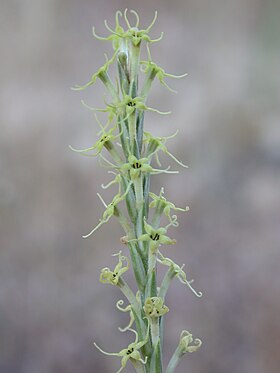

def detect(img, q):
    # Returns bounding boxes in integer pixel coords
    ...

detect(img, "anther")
[132,162,141,169]
[150,233,160,241]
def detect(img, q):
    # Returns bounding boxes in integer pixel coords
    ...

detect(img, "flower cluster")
[72,9,202,372]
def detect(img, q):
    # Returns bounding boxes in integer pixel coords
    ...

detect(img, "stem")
[134,175,144,210]
[150,318,160,346]
[118,278,139,311]
[166,346,183,373]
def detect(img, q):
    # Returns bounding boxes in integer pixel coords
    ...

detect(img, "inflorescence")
[72,9,202,373]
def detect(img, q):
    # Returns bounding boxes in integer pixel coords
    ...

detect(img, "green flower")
[120,155,178,181]
[92,10,126,51]
[149,188,189,223]
[178,330,202,354]
[144,130,189,168]
[94,328,148,373]
[69,117,121,157]
[105,94,170,118]
[92,9,163,50]
[120,155,152,180]
[72,51,117,91]
[166,330,202,372]
[83,181,132,238]
[157,251,202,298]
[81,95,170,128]
[123,10,163,46]
[100,251,129,286]
[143,297,169,318]
[136,219,176,253]
[141,45,187,94]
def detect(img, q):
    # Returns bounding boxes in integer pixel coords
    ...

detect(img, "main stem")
[118,41,161,372]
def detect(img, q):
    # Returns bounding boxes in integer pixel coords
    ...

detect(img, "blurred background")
[1,0,280,372]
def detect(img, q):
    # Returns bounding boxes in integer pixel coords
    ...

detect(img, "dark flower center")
[132,162,141,169]
[150,233,160,241]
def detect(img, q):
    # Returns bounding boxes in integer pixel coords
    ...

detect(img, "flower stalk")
[72,9,202,372]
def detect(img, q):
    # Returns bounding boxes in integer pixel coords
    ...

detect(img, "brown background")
[1,0,280,372]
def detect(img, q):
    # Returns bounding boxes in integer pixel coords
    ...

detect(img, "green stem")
[166,346,183,373]
[118,278,140,312]
[134,175,144,210]
[150,318,160,346]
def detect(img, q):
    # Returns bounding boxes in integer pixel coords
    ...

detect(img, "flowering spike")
[73,10,203,371]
